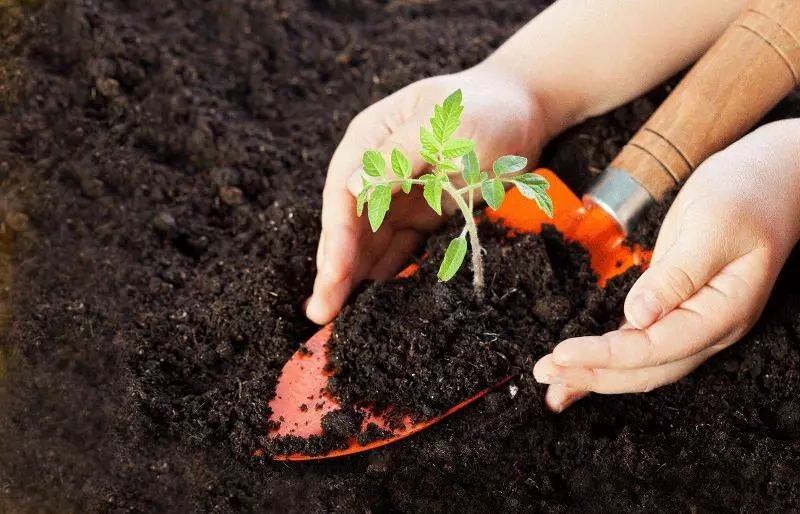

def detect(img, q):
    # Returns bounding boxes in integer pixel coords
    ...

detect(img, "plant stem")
[366,177,427,187]
[443,183,484,297]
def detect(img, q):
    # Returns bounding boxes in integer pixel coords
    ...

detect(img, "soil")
[328,221,639,418]
[2,0,800,512]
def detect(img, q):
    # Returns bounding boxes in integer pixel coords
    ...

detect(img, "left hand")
[533,119,800,412]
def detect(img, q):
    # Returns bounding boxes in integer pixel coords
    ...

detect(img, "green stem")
[443,182,484,297]
[456,183,482,196]
[365,177,426,187]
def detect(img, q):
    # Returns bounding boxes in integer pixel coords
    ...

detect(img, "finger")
[309,103,397,323]
[624,217,732,329]
[551,250,772,369]
[534,345,720,394]
[345,118,430,197]
[544,384,589,413]
[306,222,365,324]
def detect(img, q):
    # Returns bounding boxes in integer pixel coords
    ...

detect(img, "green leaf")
[511,173,550,189]
[438,161,458,173]
[511,175,553,218]
[421,174,443,215]
[481,179,505,210]
[420,127,439,153]
[431,105,445,143]
[431,90,464,144]
[443,89,462,112]
[421,148,438,165]
[356,186,371,217]
[363,150,386,178]
[442,138,475,159]
[437,235,468,281]
[402,180,412,194]
[391,149,411,179]
[462,150,480,185]
[367,185,392,231]
[493,155,528,176]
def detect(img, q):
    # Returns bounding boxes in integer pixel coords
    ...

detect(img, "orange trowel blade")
[266,169,650,460]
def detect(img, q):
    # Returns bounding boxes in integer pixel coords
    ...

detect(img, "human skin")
[306,0,749,325]
[534,119,800,411]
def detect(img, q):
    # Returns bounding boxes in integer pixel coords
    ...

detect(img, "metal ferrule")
[584,168,654,235]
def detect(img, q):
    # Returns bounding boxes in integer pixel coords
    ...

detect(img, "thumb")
[346,119,429,197]
[625,222,731,329]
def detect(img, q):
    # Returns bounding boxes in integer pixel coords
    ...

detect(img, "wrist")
[469,57,581,145]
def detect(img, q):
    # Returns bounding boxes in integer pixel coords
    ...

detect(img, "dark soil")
[2,0,800,512]
[328,221,639,418]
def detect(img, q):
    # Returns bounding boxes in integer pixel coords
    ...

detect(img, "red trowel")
[267,0,800,460]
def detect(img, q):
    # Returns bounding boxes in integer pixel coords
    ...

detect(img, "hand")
[305,63,552,324]
[533,120,800,412]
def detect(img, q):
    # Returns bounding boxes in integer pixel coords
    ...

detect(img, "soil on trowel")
[328,221,639,418]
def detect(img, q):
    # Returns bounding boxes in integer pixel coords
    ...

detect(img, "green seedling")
[356,89,553,296]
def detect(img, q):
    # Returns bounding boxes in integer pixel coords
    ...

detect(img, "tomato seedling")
[356,89,553,296]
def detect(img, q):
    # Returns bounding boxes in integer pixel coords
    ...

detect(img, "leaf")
[511,176,553,218]
[367,185,392,231]
[431,90,464,144]
[442,107,463,142]
[356,186,371,217]
[421,174,443,215]
[511,173,550,189]
[481,178,505,210]
[438,161,458,173]
[402,180,412,194]
[442,138,475,159]
[461,150,480,185]
[362,150,386,178]
[437,235,468,281]
[493,155,528,176]
[431,105,445,143]
[419,127,439,153]
[420,148,438,165]
[391,149,411,179]
[443,89,462,112]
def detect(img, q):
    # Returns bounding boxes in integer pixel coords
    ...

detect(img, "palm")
[307,68,547,324]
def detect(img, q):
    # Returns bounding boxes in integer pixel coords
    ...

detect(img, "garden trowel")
[267,0,800,460]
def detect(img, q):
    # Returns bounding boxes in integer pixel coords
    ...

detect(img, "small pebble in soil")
[152,212,177,233]
[4,211,29,232]
[218,185,244,206]
[80,178,104,198]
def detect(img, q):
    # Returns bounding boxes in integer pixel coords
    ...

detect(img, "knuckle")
[661,265,698,303]
[640,329,665,366]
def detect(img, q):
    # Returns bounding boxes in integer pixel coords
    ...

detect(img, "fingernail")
[535,373,565,386]
[552,350,573,366]
[347,170,365,196]
[545,385,569,412]
[627,291,662,329]
[305,296,327,325]
[552,337,595,366]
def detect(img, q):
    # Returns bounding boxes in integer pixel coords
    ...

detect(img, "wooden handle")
[610,0,800,200]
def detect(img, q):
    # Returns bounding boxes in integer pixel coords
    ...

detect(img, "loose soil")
[328,221,639,418]
[2,0,800,512]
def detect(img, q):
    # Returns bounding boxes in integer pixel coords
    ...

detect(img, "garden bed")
[2,0,800,512]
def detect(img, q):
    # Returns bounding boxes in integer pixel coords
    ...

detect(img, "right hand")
[305,64,553,324]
